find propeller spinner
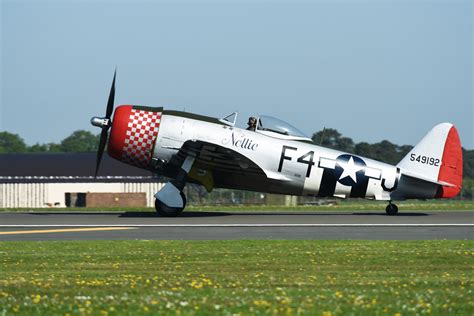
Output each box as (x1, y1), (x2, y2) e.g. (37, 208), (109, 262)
(91, 70), (116, 177)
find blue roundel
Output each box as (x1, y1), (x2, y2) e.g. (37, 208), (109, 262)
(334, 154), (366, 186)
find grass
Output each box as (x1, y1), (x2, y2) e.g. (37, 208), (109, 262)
(187, 200), (474, 212)
(1, 199), (473, 213)
(0, 240), (472, 315)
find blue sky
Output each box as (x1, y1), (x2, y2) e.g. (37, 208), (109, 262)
(1, 0), (472, 148)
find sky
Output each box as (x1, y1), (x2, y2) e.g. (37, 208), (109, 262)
(1, 0), (473, 149)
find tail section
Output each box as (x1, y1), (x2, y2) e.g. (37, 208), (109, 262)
(396, 123), (463, 198)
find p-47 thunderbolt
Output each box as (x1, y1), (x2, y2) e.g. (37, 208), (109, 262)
(91, 73), (463, 216)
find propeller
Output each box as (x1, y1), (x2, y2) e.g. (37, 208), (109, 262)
(91, 70), (116, 177)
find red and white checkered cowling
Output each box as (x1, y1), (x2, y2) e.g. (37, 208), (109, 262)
(108, 105), (162, 168)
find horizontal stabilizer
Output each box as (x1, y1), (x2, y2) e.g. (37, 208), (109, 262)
(401, 170), (456, 188)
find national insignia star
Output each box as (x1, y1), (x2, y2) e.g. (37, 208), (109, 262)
(338, 156), (363, 183)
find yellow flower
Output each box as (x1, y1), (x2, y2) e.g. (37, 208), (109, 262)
(253, 300), (271, 307)
(190, 280), (203, 289)
(354, 296), (364, 306)
(32, 294), (41, 304)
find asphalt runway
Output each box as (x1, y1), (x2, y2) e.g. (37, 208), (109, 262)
(0, 211), (472, 241)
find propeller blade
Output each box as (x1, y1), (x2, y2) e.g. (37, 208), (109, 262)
(105, 69), (116, 119)
(95, 71), (116, 178)
(95, 127), (109, 178)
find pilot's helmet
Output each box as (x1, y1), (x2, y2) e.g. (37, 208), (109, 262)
(248, 117), (257, 125)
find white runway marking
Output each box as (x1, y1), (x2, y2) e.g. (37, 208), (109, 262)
(0, 224), (472, 228)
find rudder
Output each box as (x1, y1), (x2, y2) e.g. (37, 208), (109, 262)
(436, 125), (463, 197)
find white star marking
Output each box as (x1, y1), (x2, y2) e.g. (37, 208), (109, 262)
(338, 156), (364, 183)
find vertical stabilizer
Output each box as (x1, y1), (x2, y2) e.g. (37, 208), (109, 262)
(397, 123), (463, 198)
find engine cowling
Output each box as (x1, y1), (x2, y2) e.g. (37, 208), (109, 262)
(108, 105), (163, 168)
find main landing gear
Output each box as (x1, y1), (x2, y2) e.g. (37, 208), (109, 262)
(385, 201), (398, 216)
(154, 156), (195, 217)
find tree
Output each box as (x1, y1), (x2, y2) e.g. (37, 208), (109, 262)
(398, 145), (413, 159)
(354, 142), (374, 158)
(28, 143), (49, 152)
(338, 137), (355, 153)
(29, 143), (63, 153)
(463, 148), (474, 179)
(312, 128), (339, 147)
(312, 128), (354, 152)
(0, 132), (27, 153)
(60, 130), (99, 152)
(370, 140), (400, 165)
(461, 178), (474, 199)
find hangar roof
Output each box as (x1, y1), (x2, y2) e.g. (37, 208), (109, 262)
(0, 153), (163, 183)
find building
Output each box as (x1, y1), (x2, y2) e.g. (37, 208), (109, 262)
(0, 153), (164, 208)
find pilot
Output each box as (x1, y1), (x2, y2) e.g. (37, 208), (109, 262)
(247, 117), (257, 131)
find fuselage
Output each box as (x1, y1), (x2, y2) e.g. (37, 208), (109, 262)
(152, 109), (400, 201)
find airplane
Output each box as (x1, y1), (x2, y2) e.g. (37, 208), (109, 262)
(91, 72), (463, 217)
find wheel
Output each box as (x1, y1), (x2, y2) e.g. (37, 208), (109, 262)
(155, 191), (186, 217)
(385, 203), (398, 216)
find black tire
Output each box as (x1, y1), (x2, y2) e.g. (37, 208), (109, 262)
(155, 191), (186, 217)
(385, 203), (398, 216)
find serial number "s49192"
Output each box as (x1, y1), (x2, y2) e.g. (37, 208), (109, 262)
(410, 154), (440, 166)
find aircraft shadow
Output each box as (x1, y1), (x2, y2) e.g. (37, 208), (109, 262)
(352, 212), (428, 217)
(117, 211), (429, 217)
(27, 212), (125, 216)
(119, 211), (231, 218)
(212, 212), (429, 217)
(25, 211), (231, 218)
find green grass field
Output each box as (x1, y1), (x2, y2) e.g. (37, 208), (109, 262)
(1, 199), (473, 213)
(0, 240), (472, 315)
(186, 200), (474, 212)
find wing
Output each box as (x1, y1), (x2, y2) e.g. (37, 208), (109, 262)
(170, 140), (269, 192)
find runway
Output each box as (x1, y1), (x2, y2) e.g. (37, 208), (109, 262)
(0, 210), (472, 241)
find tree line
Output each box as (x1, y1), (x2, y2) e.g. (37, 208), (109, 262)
(0, 130), (99, 154)
(0, 128), (472, 197)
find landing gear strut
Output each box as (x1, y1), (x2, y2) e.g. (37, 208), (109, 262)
(385, 202), (398, 216)
(154, 155), (195, 217)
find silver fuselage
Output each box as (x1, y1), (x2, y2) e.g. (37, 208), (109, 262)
(152, 113), (412, 201)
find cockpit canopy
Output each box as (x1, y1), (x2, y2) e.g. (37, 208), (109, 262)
(256, 115), (311, 140)
(219, 112), (311, 141)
